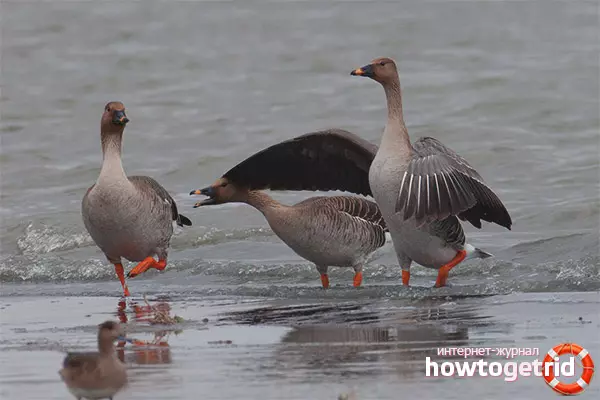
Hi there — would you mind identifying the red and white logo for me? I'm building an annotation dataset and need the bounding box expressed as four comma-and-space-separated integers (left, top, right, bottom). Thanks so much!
543, 343, 595, 395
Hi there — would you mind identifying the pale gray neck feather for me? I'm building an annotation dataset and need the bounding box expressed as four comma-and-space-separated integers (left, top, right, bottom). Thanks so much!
97, 132, 128, 186
381, 78, 412, 156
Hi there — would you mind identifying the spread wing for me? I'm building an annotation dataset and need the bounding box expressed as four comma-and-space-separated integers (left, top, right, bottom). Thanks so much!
222, 129, 377, 196
129, 176, 192, 227
396, 137, 512, 229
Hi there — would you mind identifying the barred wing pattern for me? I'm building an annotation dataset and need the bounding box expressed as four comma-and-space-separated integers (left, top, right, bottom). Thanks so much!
395, 137, 512, 230
297, 196, 387, 249
129, 176, 192, 227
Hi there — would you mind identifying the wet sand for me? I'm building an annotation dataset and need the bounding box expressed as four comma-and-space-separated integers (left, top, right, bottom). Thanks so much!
1, 291, 598, 399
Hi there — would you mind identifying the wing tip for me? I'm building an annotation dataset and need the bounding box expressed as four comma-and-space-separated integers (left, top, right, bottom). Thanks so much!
178, 214, 192, 227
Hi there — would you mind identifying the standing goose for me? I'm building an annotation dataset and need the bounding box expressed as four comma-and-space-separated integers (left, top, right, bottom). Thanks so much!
350, 57, 512, 287
190, 129, 387, 288
82, 102, 191, 296
59, 321, 127, 400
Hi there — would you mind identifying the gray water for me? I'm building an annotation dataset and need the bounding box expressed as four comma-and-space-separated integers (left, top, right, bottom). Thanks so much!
1, 1, 599, 399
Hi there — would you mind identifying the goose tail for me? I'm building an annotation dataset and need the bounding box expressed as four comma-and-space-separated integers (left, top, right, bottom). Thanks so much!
464, 243, 493, 260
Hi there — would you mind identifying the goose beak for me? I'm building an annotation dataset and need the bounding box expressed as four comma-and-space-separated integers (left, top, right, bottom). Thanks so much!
190, 186, 217, 207
112, 110, 129, 125
350, 64, 374, 78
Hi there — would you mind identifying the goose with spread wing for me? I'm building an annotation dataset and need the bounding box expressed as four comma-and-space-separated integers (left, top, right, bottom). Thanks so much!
349, 57, 512, 286
190, 129, 387, 288
210, 61, 512, 288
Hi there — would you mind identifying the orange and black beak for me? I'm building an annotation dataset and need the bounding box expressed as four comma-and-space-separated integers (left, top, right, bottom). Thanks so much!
190, 186, 217, 207
112, 110, 129, 126
350, 64, 374, 78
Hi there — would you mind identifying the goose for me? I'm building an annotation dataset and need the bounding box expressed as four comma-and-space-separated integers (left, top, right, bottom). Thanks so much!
59, 321, 127, 400
348, 57, 512, 287
82, 102, 191, 296
190, 129, 387, 288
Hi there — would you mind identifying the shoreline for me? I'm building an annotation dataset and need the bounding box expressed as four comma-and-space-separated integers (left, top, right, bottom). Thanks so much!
1, 291, 598, 399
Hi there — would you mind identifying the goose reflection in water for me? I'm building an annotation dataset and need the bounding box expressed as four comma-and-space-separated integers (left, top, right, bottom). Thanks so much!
115, 298, 181, 365
223, 301, 502, 379
277, 322, 469, 377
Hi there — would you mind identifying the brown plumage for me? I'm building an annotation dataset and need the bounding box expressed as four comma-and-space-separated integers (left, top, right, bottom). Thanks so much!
190, 130, 388, 288
221, 129, 377, 196
59, 321, 127, 400
350, 56, 510, 287
82, 102, 191, 297
218, 128, 510, 232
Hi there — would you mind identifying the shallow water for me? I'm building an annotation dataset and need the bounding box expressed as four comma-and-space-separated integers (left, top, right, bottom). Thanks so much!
1, 293, 599, 399
0, 1, 599, 399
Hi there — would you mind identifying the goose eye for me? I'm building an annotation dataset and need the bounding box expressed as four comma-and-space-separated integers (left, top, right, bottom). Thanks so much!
379, 61, 385, 66
220, 182, 228, 187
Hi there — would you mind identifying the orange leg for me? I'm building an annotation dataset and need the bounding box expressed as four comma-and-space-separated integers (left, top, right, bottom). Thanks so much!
434, 250, 467, 288
114, 263, 131, 297
353, 271, 363, 287
117, 299, 129, 323
127, 257, 167, 278
402, 270, 410, 286
320, 274, 330, 289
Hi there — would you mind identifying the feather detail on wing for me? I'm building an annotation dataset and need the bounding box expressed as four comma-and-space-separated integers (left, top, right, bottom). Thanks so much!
297, 196, 388, 249
129, 176, 192, 227
297, 196, 387, 231
395, 137, 512, 230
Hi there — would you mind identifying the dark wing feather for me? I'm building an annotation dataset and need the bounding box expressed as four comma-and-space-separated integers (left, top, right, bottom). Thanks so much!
129, 176, 192, 227
396, 137, 512, 230
430, 216, 466, 249
222, 129, 377, 196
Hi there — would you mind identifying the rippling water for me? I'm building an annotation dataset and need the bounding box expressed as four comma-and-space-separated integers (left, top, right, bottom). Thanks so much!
1, 1, 599, 399
1, 0, 598, 293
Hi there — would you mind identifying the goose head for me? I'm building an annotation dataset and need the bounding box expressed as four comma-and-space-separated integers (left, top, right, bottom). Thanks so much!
351, 57, 398, 85
191, 178, 248, 206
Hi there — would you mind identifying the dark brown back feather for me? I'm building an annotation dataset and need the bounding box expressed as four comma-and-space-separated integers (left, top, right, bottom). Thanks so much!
430, 216, 466, 248
296, 196, 387, 249
222, 129, 377, 196
129, 176, 192, 227
63, 352, 99, 370
297, 196, 387, 231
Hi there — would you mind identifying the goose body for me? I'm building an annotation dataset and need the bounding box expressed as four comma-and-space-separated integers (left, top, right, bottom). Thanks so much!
191, 130, 387, 288
370, 143, 470, 269
83, 176, 189, 263
257, 195, 386, 271
352, 57, 511, 286
214, 66, 512, 288
59, 321, 127, 400
82, 102, 191, 296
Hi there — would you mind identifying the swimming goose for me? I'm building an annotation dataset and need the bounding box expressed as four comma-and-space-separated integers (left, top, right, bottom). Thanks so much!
350, 57, 512, 287
82, 102, 191, 296
59, 321, 127, 400
190, 129, 387, 288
